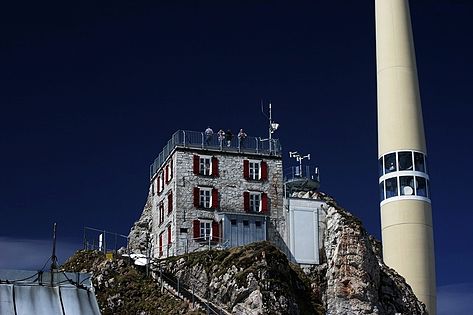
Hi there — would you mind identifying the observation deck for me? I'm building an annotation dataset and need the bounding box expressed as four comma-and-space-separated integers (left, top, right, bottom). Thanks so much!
150, 130, 282, 179
284, 165, 320, 193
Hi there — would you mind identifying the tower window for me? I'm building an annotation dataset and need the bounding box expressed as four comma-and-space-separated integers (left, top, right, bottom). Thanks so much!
398, 151, 413, 171
416, 177, 428, 197
414, 152, 426, 173
385, 177, 398, 198
379, 182, 385, 201
384, 153, 397, 174
400, 176, 415, 195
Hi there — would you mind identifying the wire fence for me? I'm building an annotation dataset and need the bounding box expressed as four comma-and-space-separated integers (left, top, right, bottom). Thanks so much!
82, 227, 129, 254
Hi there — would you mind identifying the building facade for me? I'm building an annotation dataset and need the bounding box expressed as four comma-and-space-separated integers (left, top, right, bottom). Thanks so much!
147, 130, 285, 258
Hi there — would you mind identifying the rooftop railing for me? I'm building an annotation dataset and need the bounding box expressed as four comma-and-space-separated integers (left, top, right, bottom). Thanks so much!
284, 165, 320, 184
149, 130, 282, 179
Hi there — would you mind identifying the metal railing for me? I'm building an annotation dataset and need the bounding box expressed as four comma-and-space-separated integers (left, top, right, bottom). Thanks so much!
156, 266, 229, 315
150, 130, 282, 179
284, 165, 320, 182
83, 227, 129, 254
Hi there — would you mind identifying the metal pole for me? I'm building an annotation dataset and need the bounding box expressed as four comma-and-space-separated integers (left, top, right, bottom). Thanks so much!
192, 285, 195, 307
160, 264, 163, 293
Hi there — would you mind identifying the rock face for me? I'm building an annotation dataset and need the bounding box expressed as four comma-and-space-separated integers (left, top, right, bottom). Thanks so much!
128, 194, 153, 254
158, 242, 324, 315
62, 251, 198, 315
156, 196, 427, 315
315, 196, 427, 314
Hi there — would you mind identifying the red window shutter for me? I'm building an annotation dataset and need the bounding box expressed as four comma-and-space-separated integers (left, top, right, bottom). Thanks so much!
193, 220, 200, 239
212, 221, 220, 242
168, 226, 172, 244
168, 192, 173, 213
212, 157, 219, 177
159, 234, 163, 256
193, 155, 200, 175
262, 193, 269, 213
165, 165, 169, 184
243, 192, 250, 212
193, 187, 200, 208
157, 176, 161, 193
261, 161, 268, 181
243, 160, 249, 179
212, 188, 219, 209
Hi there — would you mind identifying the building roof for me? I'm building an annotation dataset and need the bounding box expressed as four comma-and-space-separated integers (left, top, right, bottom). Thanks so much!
0, 269, 100, 315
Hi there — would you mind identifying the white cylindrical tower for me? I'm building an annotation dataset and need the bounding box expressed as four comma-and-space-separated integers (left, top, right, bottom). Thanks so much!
375, 0, 436, 314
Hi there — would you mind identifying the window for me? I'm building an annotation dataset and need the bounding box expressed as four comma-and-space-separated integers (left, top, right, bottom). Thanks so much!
200, 188, 211, 208
193, 155, 219, 177
180, 228, 188, 233
167, 225, 172, 245
379, 182, 385, 201
385, 177, 398, 198
414, 152, 426, 172
230, 219, 237, 226
159, 202, 164, 225
384, 153, 397, 174
194, 187, 218, 209
159, 233, 163, 257
167, 191, 173, 214
158, 173, 164, 193
400, 176, 415, 195
255, 221, 262, 228
416, 177, 428, 197
193, 219, 219, 242
200, 221, 211, 240
243, 160, 268, 180
398, 151, 413, 171
249, 161, 260, 180
243, 220, 249, 226
250, 193, 261, 212
244, 191, 268, 213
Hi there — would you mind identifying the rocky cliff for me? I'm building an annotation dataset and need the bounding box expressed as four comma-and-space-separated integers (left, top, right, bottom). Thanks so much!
153, 197, 426, 314
68, 196, 427, 314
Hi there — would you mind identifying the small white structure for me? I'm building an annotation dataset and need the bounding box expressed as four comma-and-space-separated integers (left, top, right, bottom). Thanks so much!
284, 162, 325, 265
287, 198, 325, 265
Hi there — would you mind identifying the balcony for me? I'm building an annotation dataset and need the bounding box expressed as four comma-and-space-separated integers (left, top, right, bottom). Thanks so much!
150, 130, 282, 179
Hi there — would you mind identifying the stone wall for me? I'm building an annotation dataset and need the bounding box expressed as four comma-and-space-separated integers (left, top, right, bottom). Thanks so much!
133, 147, 285, 258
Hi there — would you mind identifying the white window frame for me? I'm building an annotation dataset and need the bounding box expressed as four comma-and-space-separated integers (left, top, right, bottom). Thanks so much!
159, 173, 164, 192
200, 220, 212, 240
200, 187, 212, 208
250, 192, 262, 212
249, 160, 261, 180
199, 155, 212, 176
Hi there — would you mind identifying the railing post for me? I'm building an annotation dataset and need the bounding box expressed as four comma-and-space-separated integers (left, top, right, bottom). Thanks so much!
201, 132, 204, 149
160, 264, 163, 293
183, 131, 186, 147
192, 284, 195, 307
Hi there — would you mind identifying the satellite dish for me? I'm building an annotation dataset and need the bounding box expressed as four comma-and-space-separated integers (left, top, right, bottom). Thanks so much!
403, 186, 414, 195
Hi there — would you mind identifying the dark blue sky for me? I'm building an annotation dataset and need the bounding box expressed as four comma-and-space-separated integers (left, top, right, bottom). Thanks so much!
1, 1, 472, 312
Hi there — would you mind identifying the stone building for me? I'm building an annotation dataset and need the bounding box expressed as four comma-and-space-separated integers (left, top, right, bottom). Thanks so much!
145, 130, 285, 258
